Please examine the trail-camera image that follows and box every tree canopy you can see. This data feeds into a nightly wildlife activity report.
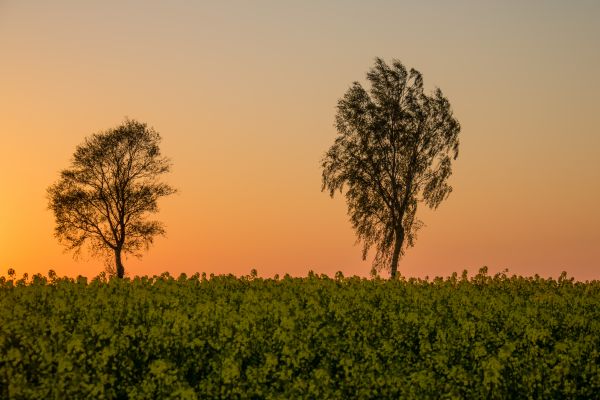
[47,119,176,278]
[321,58,460,278]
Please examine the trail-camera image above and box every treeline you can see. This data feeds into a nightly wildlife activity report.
[1,268,599,399]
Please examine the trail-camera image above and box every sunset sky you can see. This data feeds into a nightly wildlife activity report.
[1,1,599,280]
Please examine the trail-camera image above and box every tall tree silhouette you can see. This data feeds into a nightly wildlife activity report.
[47,119,176,278]
[322,58,460,278]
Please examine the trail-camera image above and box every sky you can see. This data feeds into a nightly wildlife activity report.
[1,1,599,280]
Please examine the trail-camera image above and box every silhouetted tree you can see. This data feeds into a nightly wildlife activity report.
[321,58,460,278]
[47,119,176,278]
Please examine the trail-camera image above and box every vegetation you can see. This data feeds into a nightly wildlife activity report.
[322,58,460,278]
[47,119,176,278]
[1,268,599,399]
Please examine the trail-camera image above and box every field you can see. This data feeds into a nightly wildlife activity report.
[1,268,599,399]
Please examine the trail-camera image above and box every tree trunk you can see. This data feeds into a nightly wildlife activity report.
[115,249,125,278]
[390,228,404,279]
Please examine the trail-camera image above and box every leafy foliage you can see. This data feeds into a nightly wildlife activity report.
[47,119,176,278]
[1,269,599,399]
[322,58,460,277]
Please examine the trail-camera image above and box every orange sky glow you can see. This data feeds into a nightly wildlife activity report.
[1,1,599,280]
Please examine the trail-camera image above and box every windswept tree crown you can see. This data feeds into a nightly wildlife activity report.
[322,58,460,277]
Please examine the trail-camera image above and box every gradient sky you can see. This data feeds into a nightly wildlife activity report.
[1,1,599,280]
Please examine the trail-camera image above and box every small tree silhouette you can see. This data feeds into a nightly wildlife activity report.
[47,119,176,278]
[321,58,460,278]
